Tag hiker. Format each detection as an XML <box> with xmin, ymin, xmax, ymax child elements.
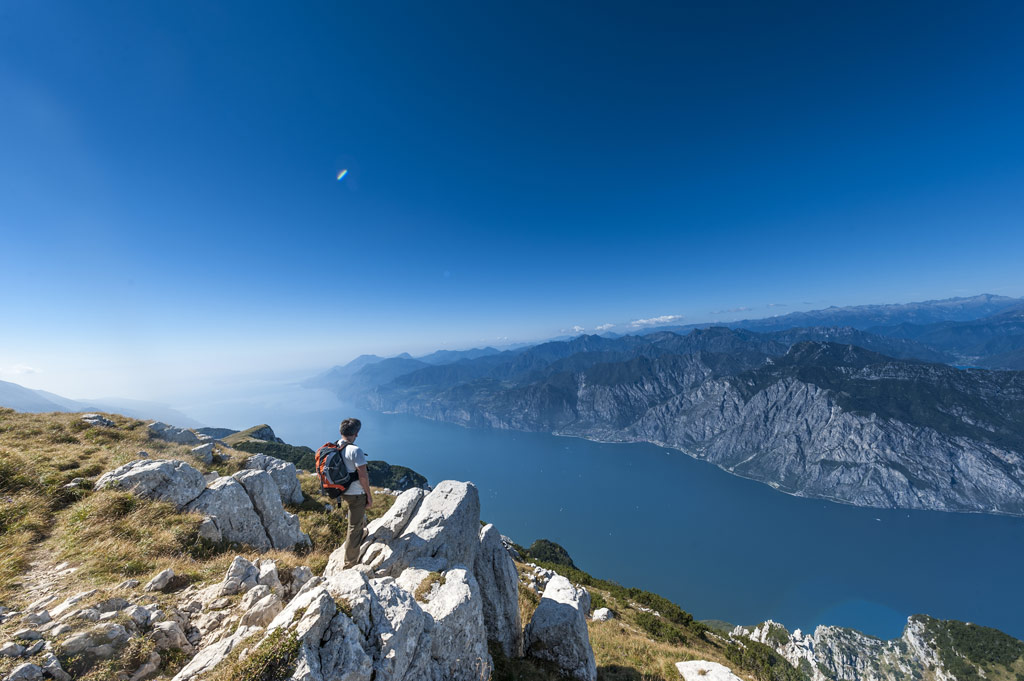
<box><xmin>337</xmin><ymin>417</ymin><xmax>373</xmax><ymax>568</ymax></box>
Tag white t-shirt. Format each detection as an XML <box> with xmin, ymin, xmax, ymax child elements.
<box><xmin>338</xmin><ymin>440</ymin><xmax>367</xmax><ymax>496</ymax></box>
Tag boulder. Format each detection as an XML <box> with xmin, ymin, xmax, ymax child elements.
<box><xmin>5</xmin><ymin>664</ymin><xmax>43</xmax><ymax>681</ymax></box>
<box><xmin>0</xmin><ymin>642</ymin><xmax>25</xmax><ymax>657</ymax></box>
<box><xmin>474</xmin><ymin>524</ymin><xmax>523</xmax><ymax>657</ymax></box>
<box><xmin>239</xmin><ymin>585</ymin><xmax>271</xmax><ymax>610</ymax></box>
<box><xmin>149</xmin><ymin>621</ymin><xmax>193</xmax><ymax>653</ymax></box>
<box><xmin>218</xmin><ymin>556</ymin><xmax>260</xmax><ymax>596</ymax></box>
<box><xmin>39</xmin><ymin>653</ymin><xmax>71</xmax><ymax>681</ymax></box>
<box><xmin>170</xmin><ymin>628</ymin><xmax>257</xmax><ymax>681</ymax></box>
<box><xmin>243</xmin><ymin>454</ymin><xmax>304</xmax><ymax>505</ymax></box>
<box><xmin>238</xmin><ymin>593</ymin><xmax>284</xmax><ymax>628</ymax></box>
<box><xmin>189</xmin><ymin>443</ymin><xmax>215</xmax><ymax>465</ymax></box>
<box><xmin>127</xmin><ymin>651</ymin><xmax>161</xmax><ymax>681</ymax></box>
<box><xmin>231</xmin><ymin>470</ymin><xmax>309</xmax><ymax>550</ymax></box>
<box><xmin>81</xmin><ymin>414</ymin><xmax>115</xmax><ymax>428</ymax></box>
<box><xmin>288</xmin><ymin>566</ymin><xmax>314</xmax><ymax>598</ymax></box>
<box><xmin>355</xmin><ymin>481</ymin><xmax>480</xmax><ymax>577</ymax></box>
<box><xmin>94</xmin><ymin>459</ymin><xmax>206</xmax><ymax>509</ymax></box>
<box><xmin>421</xmin><ymin>568</ymin><xmax>492</xmax><ymax>681</ymax></box>
<box><xmin>591</xmin><ymin>607</ymin><xmax>614</xmax><ymax>622</ymax></box>
<box><xmin>186</xmin><ymin>477</ymin><xmax>270</xmax><ymax>550</ymax></box>
<box><xmin>50</xmin><ymin>590</ymin><xmax>97</xmax><ymax>618</ymax></box>
<box><xmin>21</xmin><ymin>611</ymin><xmax>50</xmax><ymax>626</ymax></box>
<box><xmin>144</xmin><ymin>568</ymin><xmax>175</xmax><ymax>592</ymax></box>
<box><xmin>60</xmin><ymin>622</ymin><xmax>130</xmax><ymax>656</ymax></box>
<box><xmin>360</xmin><ymin>488</ymin><xmax>427</xmax><ymax>559</ymax></box>
<box><xmin>676</xmin><ymin>661</ymin><xmax>744</xmax><ymax>681</ymax></box>
<box><xmin>256</xmin><ymin>559</ymin><xmax>284</xmax><ymax>596</ymax></box>
<box><xmin>12</xmin><ymin>630</ymin><xmax>40</xmax><ymax>641</ymax></box>
<box><xmin>524</xmin><ymin>575</ymin><xmax>596</xmax><ymax>681</ymax></box>
<box><xmin>147</xmin><ymin>422</ymin><xmax>200</xmax><ymax>445</ymax></box>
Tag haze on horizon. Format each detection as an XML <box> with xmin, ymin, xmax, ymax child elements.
<box><xmin>2</xmin><ymin>2</ymin><xmax>1023</xmax><ymax>401</ymax></box>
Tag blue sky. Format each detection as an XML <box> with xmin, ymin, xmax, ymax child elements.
<box><xmin>2</xmin><ymin>1</ymin><xmax>1023</xmax><ymax>398</ymax></box>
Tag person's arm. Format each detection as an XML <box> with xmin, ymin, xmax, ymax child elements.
<box><xmin>356</xmin><ymin>464</ymin><xmax>373</xmax><ymax>508</ymax></box>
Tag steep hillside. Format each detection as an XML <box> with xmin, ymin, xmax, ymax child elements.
<box><xmin>351</xmin><ymin>332</ymin><xmax>1024</xmax><ymax>516</ymax></box>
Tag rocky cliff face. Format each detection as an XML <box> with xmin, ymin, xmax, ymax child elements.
<box><xmin>363</xmin><ymin>338</ymin><xmax>1024</xmax><ymax>516</ymax></box>
<box><xmin>733</xmin><ymin>616</ymin><xmax>1024</xmax><ymax>681</ymax></box>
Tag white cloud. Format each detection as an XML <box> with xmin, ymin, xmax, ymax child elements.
<box><xmin>630</xmin><ymin>314</ymin><xmax>684</xmax><ymax>328</ymax></box>
<box><xmin>711</xmin><ymin>306</ymin><xmax>751</xmax><ymax>315</ymax></box>
<box><xmin>0</xmin><ymin>363</ymin><xmax>40</xmax><ymax>377</ymax></box>
<box><xmin>572</xmin><ymin>325</ymin><xmax>584</xmax><ymax>333</ymax></box>
<box><xmin>595</xmin><ymin>323</ymin><xmax>615</xmax><ymax>332</ymax></box>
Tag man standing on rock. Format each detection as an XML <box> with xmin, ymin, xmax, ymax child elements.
<box><xmin>338</xmin><ymin>418</ymin><xmax>373</xmax><ymax>568</ymax></box>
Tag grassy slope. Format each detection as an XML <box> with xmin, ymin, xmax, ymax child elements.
<box><xmin>0</xmin><ymin>409</ymin><xmax>794</xmax><ymax>681</ymax></box>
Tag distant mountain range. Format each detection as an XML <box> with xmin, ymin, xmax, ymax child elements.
<box><xmin>0</xmin><ymin>380</ymin><xmax>203</xmax><ymax>427</ymax></box>
<box><xmin>309</xmin><ymin>294</ymin><xmax>1024</xmax><ymax>516</ymax></box>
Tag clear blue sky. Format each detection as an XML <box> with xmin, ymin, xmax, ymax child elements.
<box><xmin>2</xmin><ymin>1</ymin><xmax>1023</xmax><ymax>398</ymax></box>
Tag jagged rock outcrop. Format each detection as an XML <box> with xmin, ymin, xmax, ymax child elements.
<box><xmin>94</xmin><ymin>459</ymin><xmax>206</xmax><ymax>509</ymax></box>
<box><xmin>170</xmin><ymin>479</ymin><xmax>590</xmax><ymax>681</ymax></box>
<box><xmin>97</xmin><ymin>457</ymin><xmax>309</xmax><ymax>551</ymax></box>
<box><xmin>733</xmin><ymin>616</ymin><xmax>1022</xmax><ymax>681</ymax></box>
<box><xmin>244</xmin><ymin>453</ymin><xmax>304</xmax><ymax>505</ymax></box>
<box><xmin>186</xmin><ymin>476</ymin><xmax>272</xmax><ymax>550</ymax></box>
<box><xmin>524</xmin><ymin>575</ymin><xmax>596</xmax><ymax>681</ymax></box>
<box><xmin>474</xmin><ymin>523</ymin><xmax>523</xmax><ymax>657</ymax></box>
<box><xmin>147</xmin><ymin>421</ymin><xmax>201</xmax><ymax>445</ymax></box>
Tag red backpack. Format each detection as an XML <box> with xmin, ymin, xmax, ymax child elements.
<box><xmin>315</xmin><ymin>442</ymin><xmax>358</xmax><ymax>498</ymax></box>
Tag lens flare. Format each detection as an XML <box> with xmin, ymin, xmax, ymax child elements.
<box><xmin>337</xmin><ymin>169</ymin><xmax>348</xmax><ymax>181</ymax></box>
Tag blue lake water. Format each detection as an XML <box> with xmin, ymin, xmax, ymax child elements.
<box><xmin>185</xmin><ymin>384</ymin><xmax>1024</xmax><ymax>641</ymax></box>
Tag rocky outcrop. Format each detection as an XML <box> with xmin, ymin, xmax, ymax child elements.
<box><xmin>524</xmin><ymin>575</ymin><xmax>596</xmax><ymax>681</ymax></box>
<box><xmin>186</xmin><ymin>477</ymin><xmax>272</xmax><ymax>550</ymax></box>
<box><xmin>243</xmin><ymin>453</ymin><xmax>304</xmax><ymax>505</ymax></box>
<box><xmin>474</xmin><ymin>523</ymin><xmax>523</xmax><ymax>657</ymax></box>
<box><xmin>230</xmin><ymin>470</ymin><xmax>307</xmax><ymax>549</ymax></box>
<box><xmin>94</xmin><ymin>460</ymin><xmax>206</xmax><ymax>509</ymax></box>
<box><xmin>147</xmin><ymin>421</ymin><xmax>201</xmax><ymax>445</ymax></box>
<box><xmin>733</xmin><ymin>616</ymin><xmax>1020</xmax><ymax>681</ymax></box>
<box><xmin>168</xmin><ymin>479</ymin><xmax>591</xmax><ymax>681</ymax></box>
<box><xmin>98</xmin><ymin>456</ymin><xmax>309</xmax><ymax>552</ymax></box>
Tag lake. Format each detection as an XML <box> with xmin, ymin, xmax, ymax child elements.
<box><xmin>181</xmin><ymin>382</ymin><xmax>1024</xmax><ymax>641</ymax></box>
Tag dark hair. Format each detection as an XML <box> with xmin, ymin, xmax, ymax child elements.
<box><xmin>339</xmin><ymin>418</ymin><xmax>362</xmax><ymax>439</ymax></box>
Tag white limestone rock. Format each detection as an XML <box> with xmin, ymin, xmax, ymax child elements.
<box><xmin>591</xmin><ymin>607</ymin><xmax>613</xmax><ymax>622</ymax></box>
<box><xmin>39</xmin><ymin>652</ymin><xmax>71</xmax><ymax>681</ymax></box>
<box><xmin>218</xmin><ymin>556</ymin><xmax>260</xmax><ymax>596</ymax></box>
<box><xmin>421</xmin><ymin>568</ymin><xmax>492</xmax><ymax>681</ymax></box>
<box><xmin>5</xmin><ymin>663</ymin><xmax>43</xmax><ymax>681</ymax></box>
<box><xmin>144</xmin><ymin>568</ymin><xmax>175</xmax><ymax>592</ymax></box>
<box><xmin>243</xmin><ymin>454</ymin><xmax>305</xmax><ymax>506</ymax></box>
<box><xmin>356</xmin><ymin>481</ymin><xmax>480</xmax><ymax>577</ymax></box>
<box><xmin>171</xmin><ymin>628</ymin><xmax>257</xmax><ymax>681</ymax></box>
<box><xmin>0</xmin><ymin>642</ymin><xmax>25</xmax><ymax>657</ymax></box>
<box><xmin>186</xmin><ymin>477</ymin><xmax>271</xmax><ymax>550</ymax></box>
<box><xmin>81</xmin><ymin>414</ymin><xmax>115</xmax><ymax>428</ymax></box>
<box><xmin>524</xmin><ymin>575</ymin><xmax>596</xmax><ymax>681</ymax></box>
<box><xmin>288</xmin><ymin>566</ymin><xmax>314</xmax><ymax>598</ymax></box>
<box><xmin>676</xmin><ymin>661</ymin><xmax>744</xmax><ymax>681</ymax></box>
<box><xmin>474</xmin><ymin>523</ymin><xmax>523</xmax><ymax>657</ymax></box>
<box><xmin>256</xmin><ymin>559</ymin><xmax>284</xmax><ymax>596</ymax></box>
<box><xmin>149</xmin><ymin>621</ymin><xmax>193</xmax><ymax>653</ymax></box>
<box><xmin>127</xmin><ymin>651</ymin><xmax>161</xmax><ymax>681</ymax></box>
<box><xmin>238</xmin><ymin>593</ymin><xmax>284</xmax><ymax>629</ymax></box>
<box><xmin>147</xmin><ymin>421</ymin><xmax>200</xmax><ymax>445</ymax></box>
<box><xmin>50</xmin><ymin>590</ymin><xmax>97</xmax><ymax>619</ymax></box>
<box><xmin>189</xmin><ymin>442</ymin><xmax>215</xmax><ymax>464</ymax></box>
<box><xmin>60</xmin><ymin>622</ymin><xmax>130</xmax><ymax>656</ymax></box>
<box><xmin>231</xmin><ymin>470</ymin><xmax>309</xmax><ymax>550</ymax></box>
<box><xmin>360</xmin><ymin>488</ymin><xmax>427</xmax><ymax>560</ymax></box>
<box><xmin>94</xmin><ymin>459</ymin><xmax>206</xmax><ymax>509</ymax></box>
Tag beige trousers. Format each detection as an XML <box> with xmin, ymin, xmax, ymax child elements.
<box><xmin>341</xmin><ymin>493</ymin><xmax>367</xmax><ymax>568</ymax></box>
